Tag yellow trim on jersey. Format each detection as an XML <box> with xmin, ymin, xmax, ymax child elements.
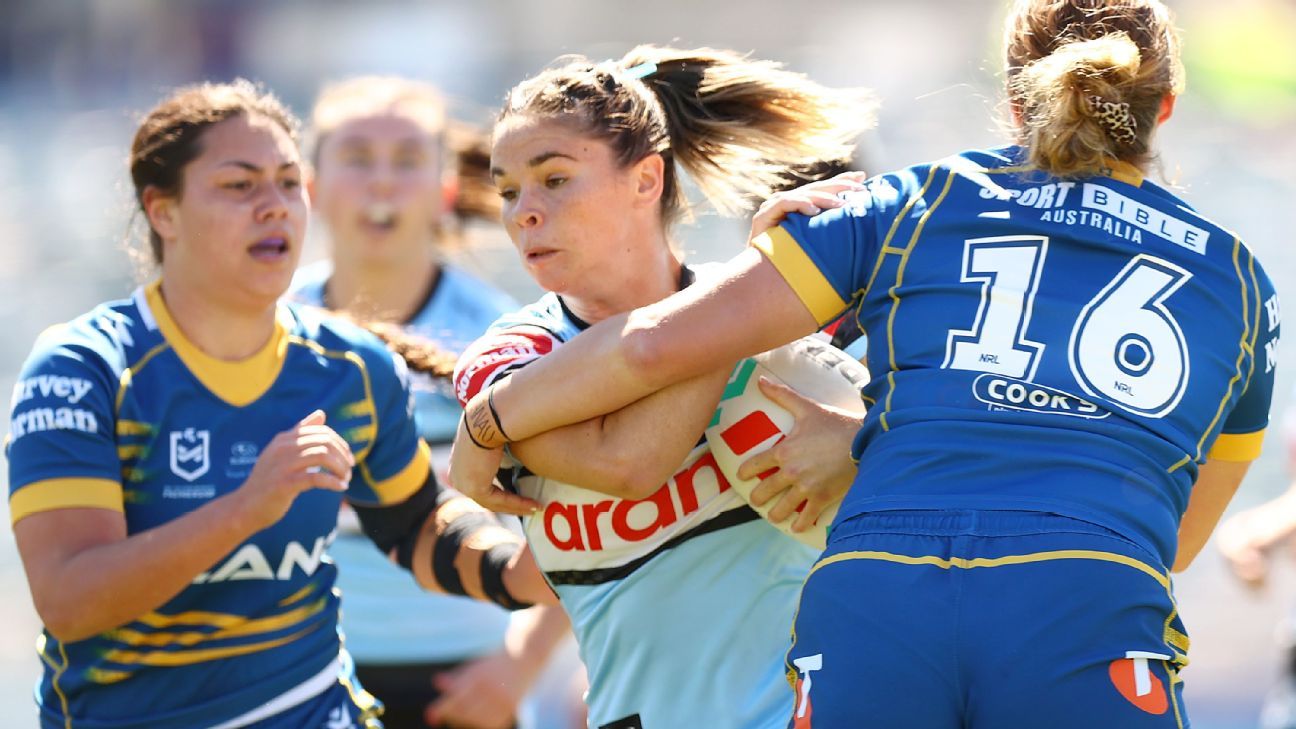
<box><xmin>286</xmin><ymin>336</ymin><xmax>380</xmax><ymax>462</ymax></box>
<box><xmin>1104</xmin><ymin>159</ymin><xmax>1144</xmax><ymax>187</ymax></box>
<box><xmin>107</xmin><ymin>596</ymin><xmax>328</xmax><ymax>649</ymax></box>
<box><xmin>808</xmin><ymin>548</ymin><xmax>1170</xmax><ymax>590</ymax></box>
<box><xmin>1207</xmin><ymin>430</ymin><xmax>1265</xmax><ymax>462</ymax></box>
<box><xmin>35</xmin><ymin>635</ymin><xmax>73</xmax><ymax>729</ymax></box>
<box><xmin>362</xmin><ymin>440</ymin><xmax>432</xmax><ymax>505</ymax></box>
<box><xmin>881</xmin><ymin>168</ymin><xmax>958</xmax><ymax>431</ymax></box>
<box><xmin>86</xmin><ymin>667</ymin><xmax>133</xmax><ymax>684</ymax></box>
<box><xmin>117</xmin><ymin>445</ymin><xmax>145</xmax><ymax>460</ymax></box>
<box><xmin>116</xmin><ymin>420</ymin><xmax>153</xmax><ymax>437</ymax></box>
<box><xmin>750</xmin><ymin>228</ymin><xmax>847</xmax><ymax>326</ymax></box>
<box><xmin>144</xmin><ymin>281</ymin><xmax>294</xmax><ymax>407</ymax></box>
<box><xmin>1171</xmin><ymin>238</ymin><xmax>1254</xmax><ymax>473</ymax></box>
<box><xmin>10</xmin><ymin>478</ymin><xmax>124</xmax><ymax>525</ymax></box>
<box><xmin>340</xmin><ymin>400</ymin><xmax>376</xmax><ymax>420</ymax></box>
<box><xmin>279</xmin><ymin>583</ymin><xmax>317</xmax><ymax>608</ymax></box>
<box><xmin>102</xmin><ymin>626</ymin><xmax>315</xmax><ymax>667</ymax></box>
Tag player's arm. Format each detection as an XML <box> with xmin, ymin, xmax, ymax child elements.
<box><xmin>452</xmin><ymin>248</ymin><xmax>821</xmax><ymax>514</ymax></box>
<box><xmin>349</xmin><ymin>472</ymin><xmax>556</xmax><ymax>608</ymax></box>
<box><xmin>1173</xmin><ymin>458</ymin><xmax>1252</xmax><ymax>572</ymax></box>
<box><xmin>14</xmin><ymin>410</ymin><xmax>353</xmax><ymax>642</ymax></box>
<box><xmin>1175</xmin><ymin>264</ymin><xmax>1279</xmax><ymax>572</ymax></box>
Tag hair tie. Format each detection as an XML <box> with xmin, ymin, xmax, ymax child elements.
<box><xmin>624</xmin><ymin>61</ymin><xmax>658</xmax><ymax>80</ymax></box>
<box><xmin>1085</xmin><ymin>95</ymin><xmax>1138</xmax><ymax>146</ymax></box>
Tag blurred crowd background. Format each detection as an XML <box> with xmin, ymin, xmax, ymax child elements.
<box><xmin>1</xmin><ymin>0</ymin><xmax>1293</xmax><ymax>725</ymax></box>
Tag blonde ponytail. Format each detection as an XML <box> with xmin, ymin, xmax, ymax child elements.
<box><xmin>1004</xmin><ymin>0</ymin><xmax>1184</xmax><ymax>178</ymax></box>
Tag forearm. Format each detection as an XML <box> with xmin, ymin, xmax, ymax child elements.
<box><xmin>503</xmin><ymin>605</ymin><xmax>572</xmax><ymax>688</ymax></box>
<box><xmin>19</xmin><ymin>496</ymin><xmax>260</xmax><ymax>642</ymax></box>
<box><xmin>511</xmin><ymin>366</ymin><xmax>731</xmax><ymax>498</ymax></box>
<box><xmin>408</xmin><ymin>495</ymin><xmax>554</xmax><ymax>606</ymax></box>
<box><xmin>485</xmin><ymin>249</ymin><xmax>812</xmax><ymax>446</ymax></box>
<box><xmin>1174</xmin><ymin>459</ymin><xmax>1252</xmax><ymax>572</ymax></box>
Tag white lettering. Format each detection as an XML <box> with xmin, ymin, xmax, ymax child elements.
<box><xmin>1266</xmin><ymin>336</ymin><xmax>1280</xmax><ymax>374</ymax></box>
<box><xmin>1265</xmin><ymin>295</ymin><xmax>1281</xmax><ymax>332</ymax></box>
<box><xmin>1082</xmin><ymin>184</ymin><xmax>1208</xmax><ymax>253</ymax></box>
<box><xmin>9</xmin><ymin>407</ymin><xmax>98</xmax><ymax>442</ymax></box>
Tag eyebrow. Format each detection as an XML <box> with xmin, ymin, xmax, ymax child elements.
<box><xmin>217</xmin><ymin>161</ymin><xmax>299</xmax><ymax>173</ymax></box>
<box><xmin>490</xmin><ymin>151</ymin><xmax>577</xmax><ymax>179</ymax></box>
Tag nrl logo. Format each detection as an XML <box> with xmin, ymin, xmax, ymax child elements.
<box><xmin>170</xmin><ymin>428</ymin><xmax>211</xmax><ymax>482</ymax></box>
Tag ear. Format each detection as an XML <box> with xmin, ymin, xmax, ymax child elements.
<box><xmin>631</xmin><ymin>153</ymin><xmax>665</xmax><ymax>209</ymax></box>
<box><xmin>441</xmin><ymin>172</ymin><xmax>459</xmax><ymax>214</ymax></box>
<box><xmin>141</xmin><ymin>186</ymin><xmax>179</xmax><ymax>243</ymax></box>
<box><xmin>1157</xmin><ymin>94</ymin><xmax>1176</xmax><ymax>125</ymax></box>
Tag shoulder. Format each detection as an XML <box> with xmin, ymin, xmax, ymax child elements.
<box><xmin>20</xmin><ymin>292</ymin><xmax>161</xmax><ymax>383</ymax></box>
<box><xmin>284</xmin><ymin>302</ymin><xmax>400</xmax><ymax>374</ymax></box>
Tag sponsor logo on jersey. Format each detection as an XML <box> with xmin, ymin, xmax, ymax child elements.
<box><xmin>1108</xmin><ymin>651</ymin><xmax>1171</xmax><ymax>715</ymax></box>
<box><xmin>979</xmin><ymin>180</ymin><xmax>1077</xmax><ymax>210</ymax></box>
<box><xmin>11</xmin><ymin>375</ymin><xmax>95</xmax><ymax>407</ymax></box>
<box><xmin>1080</xmin><ymin>185</ymin><xmax>1208</xmax><ymax>253</ymax></box>
<box><xmin>973</xmin><ymin>374</ymin><xmax>1109</xmax><ymax>419</ymax></box>
<box><xmin>791</xmin><ymin>654</ymin><xmax>823</xmax><ymax>729</ymax></box>
<box><xmin>9</xmin><ymin>406</ymin><xmax>98</xmax><ymax>442</ymax></box>
<box><xmin>163</xmin><ymin>484</ymin><xmax>216</xmax><ymax>500</ymax></box>
<box><xmin>170</xmin><ymin>428</ymin><xmax>211</xmax><ymax>482</ymax></box>
<box><xmin>453</xmin><ymin>329</ymin><xmax>557</xmax><ymax>405</ymax></box>
<box><xmin>193</xmin><ymin>533</ymin><xmax>333</xmax><ymax>583</ymax></box>
<box><xmin>539</xmin><ymin>450</ymin><xmax>733</xmax><ymax>553</ymax></box>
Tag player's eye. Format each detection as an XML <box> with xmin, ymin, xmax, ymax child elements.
<box><xmin>497</xmin><ymin>187</ymin><xmax>518</xmax><ymax>202</ymax></box>
<box><xmin>544</xmin><ymin>175</ymin><xmax>567</xmax><ymax>190</ymax></box>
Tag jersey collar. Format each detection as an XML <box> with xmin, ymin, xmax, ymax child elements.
<box><xmin>143</xmin><ymin>280</ymin><xmax>295</xmax><ymax>407</ymax></box>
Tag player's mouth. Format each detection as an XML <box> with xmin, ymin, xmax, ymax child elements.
<box><xmin>248</xmin><ymin>234</ymin><xmax>291</xmax><ymax>262</ymax></box>
<box><xmin>361</xmin><ymin>202</ymin><xmax>399</xmax><ymax>235</ymax></box>
<box><xmin>524</xmin><ymin>246</ymin><xmax>560</xmax><ymax>264</ymax></box>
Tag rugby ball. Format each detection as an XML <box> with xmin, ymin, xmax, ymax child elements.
<box><xmin>704</xmin><ymin>336</ymin><xmax>869</xmax><ymax>550</ymax></box>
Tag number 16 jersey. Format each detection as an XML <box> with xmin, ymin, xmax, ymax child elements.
<box><xmin>754</xmin><ymin>146</ymin><xmax>1279</xmax><ymax>567</ymax></box>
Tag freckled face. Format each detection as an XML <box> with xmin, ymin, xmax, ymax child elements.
<box><xmin>490</xmin><ymin>117</ymin><xmax>642</xmax><ymax>297</ymax></box>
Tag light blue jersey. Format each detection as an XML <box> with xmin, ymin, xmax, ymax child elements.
<box><xmin>455</xmin><ymin>267</ymin><xmax>818</xmax><ymax>729</ymax></box>
<box><xmin>290</xmin><ymin>261</ymin><xmax>516</xmax><ymax>663</ymax></box>
<box><xmin>6</xmin><ymin>282</ymin><xmax>430</xmax><ymax>728</ymax></box>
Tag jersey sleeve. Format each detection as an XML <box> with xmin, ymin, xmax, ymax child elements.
<box><xmin>749</xmin><ymin>174</ymin><xmax>908</xmax><ymax>327</ymax></box>
<box><xmin>347</xmin><ymin>344</ymin><xmax>432</xmax><ymax>507</ymax></box>
<box><xmin>1208</xmin><ymin>258</ymin><xmax>1279</xmax><ymax>462</ymax></box>
<box><xmin>6</xmin><ymin>328</ymin><xmax>124</xmax><ymax>524</ymax></box>
<box><xmin>452</xmin><ymin>325</ymin><xmax>559</xmax><ymax>406</ymax></box>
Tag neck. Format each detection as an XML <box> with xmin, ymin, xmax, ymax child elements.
<box><xmin>326</xmin><ymin>245</ymin><xmax>440</xmax><ymax>322</ymax></box>
<box><xmin>563</xmin><ymin>231</ymin><xmax>682</xmax><ymax>324</ymax></box>
<box><xmin>158</xmin><ymin>278</ymin><xmax>278</xmax><ymax>361</ymax></box>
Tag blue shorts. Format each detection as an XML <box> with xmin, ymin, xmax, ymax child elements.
<box><xmin>785</xmin><ymin>510</ymin><xmax>1189</xmax><ymax>729</ymax></box>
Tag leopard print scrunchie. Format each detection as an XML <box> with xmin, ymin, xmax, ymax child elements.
<box><xmin>1085</xmin><ymin>95</ymin><xmax>1138</xmax><ymax>146</ymax></box>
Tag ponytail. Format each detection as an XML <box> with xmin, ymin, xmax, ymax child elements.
<box><xmin>1004</xmin><ymin>0</ymin><xmax>1184</xmax><ymax>178</ymax></box>
<box><xmin>499</xmin><ymin>46</ymin><xmax>875</xmax><ymax>224</ymax></box>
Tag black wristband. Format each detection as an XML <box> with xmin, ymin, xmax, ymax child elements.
<box><xmin>431</xmin><ymin>510</ymin><xmax>495</xmax><ymax>597</ymax></box>
<box><xmin>460</xmin><ymin>412</ymin><xmax>490</xmax><ymax>449</ymax></box>
<box><xmin>480</xmin><ymin>541</ymin><xmax>534</xmax><ymax>611</ymax></box>
<box><xmin>487</xmin><ymin>386</ymin><xmax>513</xmax><ymax>442</ymax></box>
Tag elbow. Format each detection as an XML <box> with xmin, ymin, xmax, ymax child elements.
<box><xmin>622</xmin><ymin>309</ymin><xmax>681</xmax><ymax>389</ymax></box>
<box><xmin>590</xmin><ymin>442</ymin><xmax>665</xmax><ymax>501</ymax></box>
<box><xmin>37</xmin><ymin>603</ymin><xmax>104</xmax><ymax>644</ymax></box>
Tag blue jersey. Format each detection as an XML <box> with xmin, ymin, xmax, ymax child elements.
<box><xmin>6</xmin><ymin>282</ymin><xmax>430</xmax><ymax>728</ymax></box>
<box><xmin>454</xmin><ymin>268</ymin><xmax>817</xmax><ymax>729</ymax></box>
<box><xmin>289</xmin><ymin>261</ymin><xmax>517</xmax><ymax>664</ymax></box>
<box><xmin>753</xmin><ymin>146</ymin><xmax>1279</xmax><ymax>567</ymax></box>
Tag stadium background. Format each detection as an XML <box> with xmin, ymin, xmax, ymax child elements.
<box><xmin>0</xmin><ymin>0</ymin><xmax>1293</xmax><ymax>725</ymax></box>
